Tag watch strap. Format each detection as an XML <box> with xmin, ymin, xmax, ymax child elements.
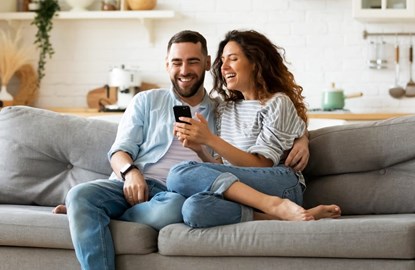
<box><xmin>120</xmin><ymin>163</ymin><xmax>138</xmax><ymax>180</ymax></box>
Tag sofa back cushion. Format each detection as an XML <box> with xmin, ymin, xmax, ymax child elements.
<box><xmin>304</xmin><ymin>115</ymin><xmax>415</xmax><ymax>215</ymax></box>
<box><xmin>0</xmin><ymin>106</ymin><xmax>117</xmax><ymax>206</ymax></box>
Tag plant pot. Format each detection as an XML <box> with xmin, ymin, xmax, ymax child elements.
<box><xmin>127</xmin><ymin>0</ymin><xmax>157</xmax><ymax>10</ymax></box>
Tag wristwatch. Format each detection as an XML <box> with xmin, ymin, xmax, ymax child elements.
<box><xmin>120</xmin><ymin>163</ymin><xmax>138</xmax><ymax>180</ymax></box>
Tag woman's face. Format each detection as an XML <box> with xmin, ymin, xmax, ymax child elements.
<box><xmin>221</xmin><ymin>41</ymin><xmax>256</xmax><ymax>99</ymax></box>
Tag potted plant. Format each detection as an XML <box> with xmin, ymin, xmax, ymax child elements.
<box><xmin>31</xmin><ymin>0</ymin><xmax>60</xmax><ymax>83</ymax></box>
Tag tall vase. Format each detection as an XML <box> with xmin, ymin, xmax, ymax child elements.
<box><xmin>0</xmin><ymin>85</ymin><xmax>14</xmax><ymax>107</ymax></box>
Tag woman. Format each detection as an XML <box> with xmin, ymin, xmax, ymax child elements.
<box><xmin>167</xmin><ymin>30</ymin><xmax>340</xmax><ymax>228</ymax></box>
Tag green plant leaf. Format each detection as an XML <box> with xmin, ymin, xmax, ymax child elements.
<box><xmin>31</xmin><ymin>0</ymin><xmax>60</xmax><ymax>84</ymax></box>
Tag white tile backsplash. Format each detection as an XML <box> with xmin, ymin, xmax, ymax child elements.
<box><xmin>2</xmin><ymin>0</ymin><xmax>415</xmax><ymax>112</ymax></box>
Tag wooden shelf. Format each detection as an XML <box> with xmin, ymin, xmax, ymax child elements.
<box><xmin>0</xmin><ymin>10</ymin><xmax>176</xmax><ymax>43</ymax></box>
<box><xmin>0</xmin><ymin>10</ymin><xmax>175</xmax><ymax>20</ymax></box>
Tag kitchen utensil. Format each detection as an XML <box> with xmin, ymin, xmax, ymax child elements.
<box><xmin>87</xmin><ymin>85</ymin><xmax>117</xmax><ymax>109</ymax></box>
<box><xmin>106</xmin><ymin>65</ymin><xmax>141</xmax><ymax>111</ymax></box>
<box><xmin>405</xmin><ymin>40</ymin><xmax>415</xmax><ymax>97</ymax></box>
<box><xmin>389</xmin><ymin>42</ymin><xmax>405</xmax><ymax>98</ymax></box>
<box><xmin>86</xmin><ymin>82</ymin><xmax>159</xmax><ymax>109</ymax></box>
<box><xmin>368</xmin><ymin>40</ymin><xmax>387</xmax><ymax>69</ymax></box>
<box><xmin>321</xmin><ymin>83</ymin><xmax>363</xmax><ymax>111</ymax></box>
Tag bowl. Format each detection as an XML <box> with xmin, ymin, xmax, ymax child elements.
<box><xmin>65</xmin><ymin>0</ymin><xmax>95</xmax><ymax>11</ymax></box>
<box><xmin>127</xmin><ymin>0</ymin><xmax>157</xmax><ymax>10</ymax></box>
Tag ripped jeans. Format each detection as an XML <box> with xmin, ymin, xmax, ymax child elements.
<box><xmin>166</xmin><ymin>161</ymin><xmax>303</xmax><ymax>228</ymax></box>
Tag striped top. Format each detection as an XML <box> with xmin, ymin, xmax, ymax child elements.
<box><xmin>217</xmin><ymin>93</ymin><xmax>306</xmax><ymax>184</ymax></box>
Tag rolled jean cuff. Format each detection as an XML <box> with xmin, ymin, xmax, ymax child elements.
<box><xmin>240</xmin><ymin>204</ymin><xmax>254</xmax><ymax>222</ymax></box>
<box><xmin>210</xmin><ymin>172</ymin><xmax>239</xmax><ymax>194</ymax></box>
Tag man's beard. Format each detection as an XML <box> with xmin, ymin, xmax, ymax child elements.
<box><xmin>172</xmin><ymin>72</ymin><xmax>205</xmax><ymax>98</ymax></box>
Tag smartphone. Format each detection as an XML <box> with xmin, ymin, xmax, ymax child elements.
<box><xmin>173</xmin><ymin>105</ymin><xmax>192</xmax><ymax>124</ymax></box>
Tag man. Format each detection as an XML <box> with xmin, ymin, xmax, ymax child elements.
<box><xmin>64</xmin><ymin>30</ymin><xmax>216</xmax><ymax>270</ymax></box>
<box><xmin>61</xmin><ymin>30</ymin><xmax>309</xmax><ymax>270</ymax></box>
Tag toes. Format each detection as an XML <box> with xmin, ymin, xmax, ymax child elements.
<box><xmin>52</xmin><ymin>204</ymin><xmax>67</xmax><ymax>214</ymax></box>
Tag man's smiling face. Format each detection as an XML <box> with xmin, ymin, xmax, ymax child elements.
<box><xmin>166</xmin><ymin>42</ymin><xmax>210</xmax><ymax>99</ymax></box>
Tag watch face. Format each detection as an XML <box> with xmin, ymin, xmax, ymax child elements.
<box><xmin>120</xmin><ymin>163</ymin><xmax>137</xmax><ymax>180</ymax></box>
<box><xmin>121</xmin><ymin>163</ymin><xmax>132</xmax><ymax>174</ymax></box>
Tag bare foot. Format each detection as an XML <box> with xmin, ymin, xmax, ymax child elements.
<box><xmin>266</xmin><ymin>198</ymin><xmax>314</xmax><ymax>221</ymax></box>
<box><xmin>308</xmin><ymin>205</ymin><xmax>341</xmax><ymax>220</ymax></box>
<box><xmin>52</xmin><ymin>204</ymin><xmax>67</xmax><ymax>214</ymax></box>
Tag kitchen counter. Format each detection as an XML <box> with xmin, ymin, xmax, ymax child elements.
<box><xmin>307</xmin><ymin>112</ymin><xmax>413</xmax><ymax>121</ymax></box>
<box><xmin>49</xmin><ymin>107</ymin><xmax>123</xmax><ymax>118</ymax></box>
<box><xmin>49</xmin><ymin>107</ymin><xmax>413</xmax><ymax>121</ymax></box>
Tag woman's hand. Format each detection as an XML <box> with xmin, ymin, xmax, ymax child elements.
<box><xmin>174</xmin><ymin>113</ymin><xmax>214</xmax><ymax>146</ymax></box>
<box><xmin>175</xmin><ymin>129</ymin><xmax>204</xmax><ymax>153</ymax></box>
<box><xmin>284</xmin><ymin>134</ymin><xmax>309</xmax><ymax>172</ymax></box>
<box><xmin>173</xmin><ymin>113</ymin><xmax>219</xmax><ymax>162</ymax></box>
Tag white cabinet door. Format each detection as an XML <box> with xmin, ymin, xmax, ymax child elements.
<box><xmin>352</xmin><ymin>0</ymin><xmax>415</xmax><ymax>22</ymax></box>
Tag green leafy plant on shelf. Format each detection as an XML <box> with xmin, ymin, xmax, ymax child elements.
<box><xmin>31</xmin><ymin>0</ymin><xmax>60</xmax><ymax>83</ymax></box>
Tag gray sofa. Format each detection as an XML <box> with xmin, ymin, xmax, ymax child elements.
<box><xmin>0</xmin><ymin>105</ymin><xmax>414</xmax><ymax>270</ymax></box>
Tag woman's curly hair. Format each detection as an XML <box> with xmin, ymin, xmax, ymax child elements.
<box><xmin>211</xmin><ymin>30</ymin><xmax>307</xmax><ymax>123</ymax></box>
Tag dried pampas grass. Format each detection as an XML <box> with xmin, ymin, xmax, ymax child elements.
<box><xmin>0</xmin><ymin>26</ymin><xmax>35</xmax><ymax>87</ymax></box>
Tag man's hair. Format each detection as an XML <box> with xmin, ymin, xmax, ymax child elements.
<box><xmin>167</xmin><ymin>30</ymin><xmax>208</xmax><ymax>55</ymax></box>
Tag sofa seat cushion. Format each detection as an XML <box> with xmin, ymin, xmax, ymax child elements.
<box><xmin>0</xmin><ymin>205</ymin><xmax>158</xmax><ymax>255</ymax></box>
<box><xmin>0</xmin><ymin>106</ymin><xmax>117</xmax><ymax>206</ymax></box>
<box><xmin>158</xmin><ymin>214</ymin><xmax>415</xmax><ymax>259</ymax></box>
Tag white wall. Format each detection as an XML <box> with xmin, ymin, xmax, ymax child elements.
<box><xmin>2</xmin><ymin>0</ymin><xmax>415</xmax><ymax>112</ymax></box>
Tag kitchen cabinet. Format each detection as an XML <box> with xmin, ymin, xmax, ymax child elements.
<box><xmin>0</xmin><ymin>10</ymin><xmax>175</xmax><ymax>43</ymax></box>
<box><xmin>352</xmin><ymin>0</ymin><xmax>415</xmax><ymax>22</ymax></box>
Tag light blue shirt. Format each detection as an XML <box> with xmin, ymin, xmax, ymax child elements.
<box><xmin>108</xmin><ymin>87</ymin><xmax>217</xmax><ymax>179</ymax></box>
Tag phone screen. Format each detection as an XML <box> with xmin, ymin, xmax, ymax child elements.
<box><xmin>173</xmin><ymin>105</ymin><xmax>192</xmax><ymax>124</ymax></box>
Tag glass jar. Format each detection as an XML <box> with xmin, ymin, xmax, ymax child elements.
<box><xmin>16</xmin><ymin>0</ymin><xmax>31</xmax><ymax>11</ymax></box>
<box><xmin>102</xmin><ymin>0</ymin><xmax>118</xmax><ymax>10</ymax></box>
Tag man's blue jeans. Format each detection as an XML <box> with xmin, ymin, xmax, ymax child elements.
<box><xmin>166</xmin><ymin>161</ymin><xmax>303</xmax><ymax>228</ymax></box>
<box><xmin>66</xmin><ymin>179</ymin><xmax>185</xmax><ymax>270</ymax></box>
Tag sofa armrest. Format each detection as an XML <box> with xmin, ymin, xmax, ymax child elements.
<box><xmin>0</xmin><ymin>106</ymin><xmax>117</xmax><ymax>206</ymax></box>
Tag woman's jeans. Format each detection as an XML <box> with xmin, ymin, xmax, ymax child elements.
<box><xmin>166</xmin><ymin>161</ymin><xmax>303</xmax><ymax>228</ymax></box>
<box><xmin>66</xmin><ymin>178</ymin><xmax>185</xmax><ymax>270</ymax></box>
